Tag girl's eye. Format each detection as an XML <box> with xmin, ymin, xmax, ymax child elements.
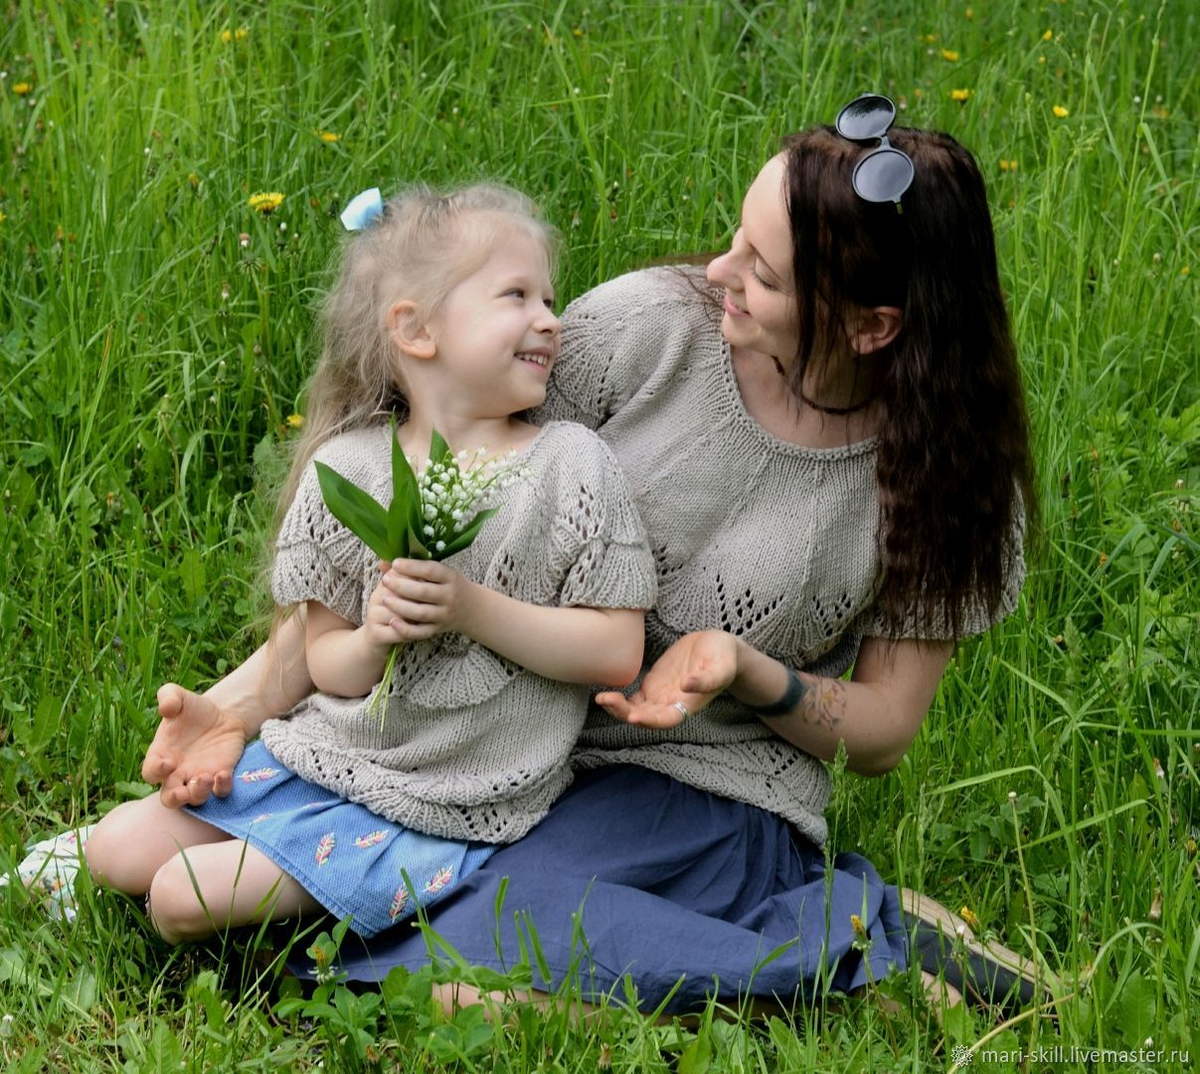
<box><xmin>543</xmin><ymin>298</ymin><xmax>555</xmax><ymax>310</ymax></box>
<box><xmin>507</xmin><ymin>288</ymin><xmax>526</xmax><ymax>299</ymax></box>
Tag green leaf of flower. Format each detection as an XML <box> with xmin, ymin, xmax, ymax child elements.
<box><xmin>438</xmin><ymin>506</ymin><xmax>501</xmax><ymax>558</ymax></box>
<box><xmin>429</xmin><ymin>428</ymin><xmax>451</xmax><ymax>470</ymax></box>
<box><xmin>314</xmin><ymin>461</ymin><xmax>393</xmax><ymax>559</ymax></box>
<box><xmin>387</xmin><ymin>417</ymin><xmax>413</xmax><ymax>558</ymax></box>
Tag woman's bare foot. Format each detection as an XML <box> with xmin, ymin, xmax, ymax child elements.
<box><xmin>143</xmin><ymin>684</ymin><xmax>248</xmax><ymax>808</ymax></box>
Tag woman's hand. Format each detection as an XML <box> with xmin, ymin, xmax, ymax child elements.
<box><xmin>143</xmin><ymin>684</ymin><xmax>251</xmax><ymax>808</ymax></box>
<box><xmin>374</xmin><ymin>557</ymin><xmax>475</xmax><ymax>641</ymax></box>
<box><xmin>595</xmin><ymin>630</ymin><xmax>741</xmax><ymax>728</ymax></box>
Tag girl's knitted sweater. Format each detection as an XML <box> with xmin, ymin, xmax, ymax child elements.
<box><xmin>262</xmin><ymin>421</ymin><xmax>656</xmax><ymax>845</ymax></box>
<box><xmin>533</xmin><ymin>268</ymin><xmax>1024</xmax><ymax>846</ymax></box>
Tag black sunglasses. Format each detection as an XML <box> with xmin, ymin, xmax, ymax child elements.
<box><xmin>835</xmin><ymin>94</ymin><xmax>914</xmax><ymax>211</ymax></box>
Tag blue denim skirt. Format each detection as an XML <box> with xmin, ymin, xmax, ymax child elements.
<box><xmin>313</xmin><ymin>764</ymin><xmax>908</xmax><ymax>1013</ymax></box>
<box><xmin>186</xmin><ymin>740</ymin><xmax>495</xmax><ymax>937</ymax></box>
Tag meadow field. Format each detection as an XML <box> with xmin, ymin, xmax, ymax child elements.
<box><xmin>0</xmin><ymin>0</ymin><xmax>1196</xmax><ymax>1069</ymax></box>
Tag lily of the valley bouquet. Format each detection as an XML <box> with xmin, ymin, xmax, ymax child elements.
<box><xmin>315</xmin><ymin>417</ymin><xmax>525</xmax><ymax>723</ymax></box>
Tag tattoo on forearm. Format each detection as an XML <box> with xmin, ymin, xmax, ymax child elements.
<box><xmin>797</xmin><ymin>673</ymin><xmax>846</xmax><ymax>732</ymax></box>
<box><xmin>750</xmin><ymin>670</ymin><xmax>845</xmax><ymax>732</ymax></box>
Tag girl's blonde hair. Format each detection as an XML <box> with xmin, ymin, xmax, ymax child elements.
<box><xmin>277</xmin><ymin>181</ymin><xmax>559</xmax><ymax>528</ymax></box>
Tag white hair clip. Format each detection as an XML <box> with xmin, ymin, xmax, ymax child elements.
<box><xmin>340</xmin><ymin>187</ymin><xmax>383</xmax><ymax>231</ymax></box>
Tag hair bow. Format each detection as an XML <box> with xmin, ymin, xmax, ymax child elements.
<box><xmin>340</xmin><ymin>187</ymin><xmax>383</xmax><ymax>231</ymax></box>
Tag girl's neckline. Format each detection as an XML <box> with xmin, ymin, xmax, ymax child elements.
<box><xmin>718</xmin><ymin>338</ymin><xmax>878</xmax><ymax>460</ymax></box>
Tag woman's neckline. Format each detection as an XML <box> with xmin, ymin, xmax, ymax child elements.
<box><xmin>720</xmin><ymin>340</ymin><xmax>879</xmax><ymax>458</ymax></box>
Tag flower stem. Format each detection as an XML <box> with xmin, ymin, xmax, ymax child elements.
<box><xmin>368</xmin><ymin>644</ymin><xmax>398</xmax><ymax>732</ymax></box>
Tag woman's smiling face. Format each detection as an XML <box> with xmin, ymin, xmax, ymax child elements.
<box><xmin>705</xmin><ymin>155</ymin><xmax>800</xmax><ymax>366</ymax></box>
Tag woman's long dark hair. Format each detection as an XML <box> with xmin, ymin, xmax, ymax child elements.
<box><xmin>782</xmin><ymin>125</ymin><xmax>1037</xmax><ymax>639</ymax></box>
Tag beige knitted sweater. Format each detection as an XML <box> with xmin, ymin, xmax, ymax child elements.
<box><xmin>532</xmin><ymin>267</ymin><xmax>1024</xmax><ymax>846</ymax></box>
<box><xmin>262</xmin><ymin>421</ymin><xmax>656</xmax><ymax>844</ymax></box>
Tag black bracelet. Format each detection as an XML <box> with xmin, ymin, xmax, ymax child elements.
<box><xmin>745</xmin><ymin>668</ymin><xmax>806</xmax><ymax>717</ymax></box>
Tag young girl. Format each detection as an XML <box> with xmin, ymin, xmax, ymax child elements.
<box><xmin>84</xmin><ymin>183</ymin><xmax>656</xmax><ymax>941</ymax></box>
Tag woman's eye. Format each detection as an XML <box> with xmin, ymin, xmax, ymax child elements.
<box><xmin>752</xmin><ymin>268</ymin><xmax>777</xmax><ymax>291</ymax></box>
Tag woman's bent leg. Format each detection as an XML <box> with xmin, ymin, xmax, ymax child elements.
<box><xmin>85</xmin><ymin>794</ymin><xmax>230</xmax><ymax>894</ymax></box>
<box><xmin>148</xmin><ymin>840</ymin><xmax>322</xmax><ymax>944</ymax></box>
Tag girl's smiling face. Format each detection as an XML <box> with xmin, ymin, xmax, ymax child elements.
<box><xmin>705</xmin><ymin>155</ymin><xmax>800</xmax><ymax>366</ymax></box>
<box><xmin>422</xmin><ymin>228</ymin><xmax>561</xmax><ymax>416</ymax></box>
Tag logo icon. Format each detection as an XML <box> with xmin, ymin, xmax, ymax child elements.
<box><xmin>950</xmin><ymin>1044</ymin><xmax>974</xmax><ymax>1066</ymax></box>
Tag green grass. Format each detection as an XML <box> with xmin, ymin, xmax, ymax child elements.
<box><xmin>1</xmin><ymin>0</ymin><xmax>1196</xmax><ymax>1069</ymax></box>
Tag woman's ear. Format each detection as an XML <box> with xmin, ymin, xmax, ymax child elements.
<box><xmin>850</xmin><ymin>305</ymin><xmax>903</xmax><ymax>355</ymax></box>
<box><xmin>387</xmin><ymin>299</ymin><xmax>436</xmax><ymax>360</ymax></box>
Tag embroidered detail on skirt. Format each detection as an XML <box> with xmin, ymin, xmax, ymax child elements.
<box><xmin>185</xmin><ymin>740</ymin><xmax>495</xmax><ymax>937</ymax></box>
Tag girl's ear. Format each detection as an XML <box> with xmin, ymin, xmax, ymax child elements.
<box><xmin>387</xmin><ymin>300</ymin><xmax>436</xmax><ymax>360</ymax></box>
<box><xmin>849</xmin><ymin>305</ymin><xmax>903</xmax><ymax>356</ymax></box>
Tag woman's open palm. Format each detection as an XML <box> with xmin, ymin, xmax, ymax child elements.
<box><xmin>595</xmin><ymin>630</ymin><xmax>740</xmax><ymax>728</ymax></box>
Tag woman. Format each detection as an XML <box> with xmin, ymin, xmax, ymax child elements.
<box><xmin>144</xmin><ymin>99</ymin><xmax>1039</xmax><ymax>1014</ymax></box>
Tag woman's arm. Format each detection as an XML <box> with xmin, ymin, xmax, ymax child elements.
<box><xmin>144</xmin><ymin>610</ymin><xmax>315</xmax><ymax>806</ymax></box>
<box><xmin>596</xmin><ymin>631</ymin><xmax>952</xmax><ymax>776</ymax></box>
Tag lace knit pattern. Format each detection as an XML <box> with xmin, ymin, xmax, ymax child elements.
<box><xmin>261</xmin><ymin>421</ymin><xmax>656</xmax><ymax>844</ymax></box>
<box><xmin>531</xmin><ymin>267</ymin><xmax>1025</xmax><ymax>846</ymax></box>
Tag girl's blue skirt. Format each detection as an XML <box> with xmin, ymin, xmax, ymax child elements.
<box><xmin>186</xmin><ymin>740</ymin><xmax>495</xmax><ymax>938</ymax></box>
<box><xmin>315</xmin><ymin>764</ymin><xmax>909</xmax><ymax>1013</ymax></box>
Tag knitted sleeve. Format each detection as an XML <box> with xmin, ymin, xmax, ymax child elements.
<box><xmin>271</xmin><ymin>459</ymin><xmax>370</xmax><ymax>626</ymax></box>
<box><xmin>535</xmin><ymin>267</ymin><xmax>711</xmax><ymax>429</ymax></box>
<box><xmin>544</xmin><ymin>425</ymin><xmax>657</xmax><ymax>612</ymax></box>
<box><xmin>854</xmin><ymin>512</ymin><xmax>1026</xmax><ymax>640</ymax></box>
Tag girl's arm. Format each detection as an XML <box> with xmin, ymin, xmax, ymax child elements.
<box><xmin>596</xmin><ymin>631</ymin><xmax>952</xmax><ymax>776</ymax></box>
<box><xmin>380</xmin><ymin>558</ymin><xmax>645</xmax><ymax>687</ymax></box>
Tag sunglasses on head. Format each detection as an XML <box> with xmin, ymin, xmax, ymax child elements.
<box><xmin>835</xmin><ymin>94</ymin><xmax>914</xmax><ymax>211</ymax></box>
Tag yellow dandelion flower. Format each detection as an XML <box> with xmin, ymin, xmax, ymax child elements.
<box><xmin>958</xmin><ymin>905</ymin><xmax>981</xmax><ymax>930</ymax></box>
<box><xmin>13</xmin><ymin>82</ymin><xmax>32</xmax><ymax>95</ymax></box>
<box><xmin>286</xmin><ymin>413</ymin><xmax>305</xmax><ymax>429</ymax></box>
<box><xmin>572</xmin><ymin>27</ymin><xmax>584</xmax><ymax>37</ymax></box>
<box><xmin>1182</xmin><ymin>266</ymin><xmax>1191</xmax><ymax>276</ymax></box>
<box><xmin>923</xmin><ymin>33</ymin><xmax>938</xmax><ymax>44</ymax></box>
<box><xmin>316</xmin><ymin>130</ymin><xmax>340</xmax><ymax>143</ymax></box>
<box><xmin>235</xmin><ymin>26</ymin><xmax>248</xmax><ymax>41</ymax></box>
<box><xmin>941</xmin><ymin>48</ymin><xmax>960</xmax><ymax>62</ymax></box>
<box><xmin>950</xmin><ymin>88</ymin><xmax>971</xmax><ymax>102</ymax></box>
<box><xmin>1053</xmin><ymin>105</ymin><xmax>1070</xmax><ymax>118</ymax></box>
<box><xmin>1043</xmin><ymin>29</ymin><xmax>1053</xmax><ymax>41</ymax></box>
<box><xmin>220</xmin><ymin>29</ymin><xmax>232</xmax><ymax>43</ymax></box>
<box><xmin>248</xmin><ymin>191</ymin><xmax>285</xmax><ymax>213</ymax></box>
<box><xmin>850</xmin><ymin>914</ymin><xmax>866</xmax><ymax>939</ymax></box>
<box><xmin>965</xmin><ymin>8</ymin><xmax>974</xmax><ymax>19</ymax></box>
<box><xmin>1038</xmin><ymin>55</ymin><xmax>1047</xmax><ymax>64</ymax></box>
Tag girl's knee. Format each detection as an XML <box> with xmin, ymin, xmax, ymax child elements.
<box><xmin>147</xmin><ymin>853</ymin><xmax>219</xmax><ymax>944</ymax></box>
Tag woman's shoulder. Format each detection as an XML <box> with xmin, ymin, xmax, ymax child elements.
<box><xmin>562</xmin><ymin>264</ymin><xmax>715</xmax><ymax>323</ymax></box>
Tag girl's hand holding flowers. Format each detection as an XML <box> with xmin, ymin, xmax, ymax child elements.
<box><xmin>596</xmin><ymin>630</ymin><xmax>741</xmax><ymax>728</ymax></box>
<box><xmin>370</xmin><ymin>558</ymin><xmax>475</xmax><ymax>643</ymax></box>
